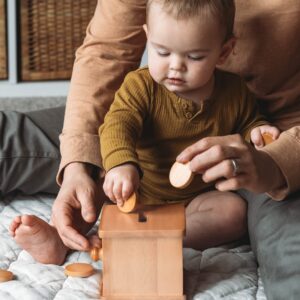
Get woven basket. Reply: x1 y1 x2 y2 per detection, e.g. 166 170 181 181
0 0 7 80
19 0 97 81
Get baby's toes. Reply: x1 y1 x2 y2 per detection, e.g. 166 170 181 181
9 216 22 236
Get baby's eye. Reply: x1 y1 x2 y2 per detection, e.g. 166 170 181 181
188 55 205 61
157 49 170 56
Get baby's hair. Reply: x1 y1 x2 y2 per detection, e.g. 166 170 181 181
147 0 235 41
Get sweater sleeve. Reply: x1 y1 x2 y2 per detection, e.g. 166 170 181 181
262 126 300 200
99 70 151 172
57 0 147 185
235 80 300 200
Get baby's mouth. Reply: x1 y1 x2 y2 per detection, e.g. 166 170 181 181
167 77 185 85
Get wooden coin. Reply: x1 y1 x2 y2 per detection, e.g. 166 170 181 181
262 133 274 145
118 192 138 213
64 263 94 278
0 269 13 282
169 161 194 189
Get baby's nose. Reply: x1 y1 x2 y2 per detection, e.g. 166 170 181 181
169 56 186 71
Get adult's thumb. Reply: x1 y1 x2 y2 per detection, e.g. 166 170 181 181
78 187 97 223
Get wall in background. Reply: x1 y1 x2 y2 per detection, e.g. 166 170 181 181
0 0 148 98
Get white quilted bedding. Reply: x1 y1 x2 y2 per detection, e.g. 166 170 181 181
0 193 267 300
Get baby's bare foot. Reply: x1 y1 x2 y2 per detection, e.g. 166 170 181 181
9 215 68 265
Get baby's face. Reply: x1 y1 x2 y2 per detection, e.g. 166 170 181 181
145 2 231 98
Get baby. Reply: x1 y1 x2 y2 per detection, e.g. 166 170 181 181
100 0 279 249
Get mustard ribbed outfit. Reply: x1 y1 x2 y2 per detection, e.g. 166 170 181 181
99 67 266 204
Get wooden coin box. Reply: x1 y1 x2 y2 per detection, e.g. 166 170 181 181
98 203 186 299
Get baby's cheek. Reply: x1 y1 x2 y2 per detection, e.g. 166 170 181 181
148 64 164 84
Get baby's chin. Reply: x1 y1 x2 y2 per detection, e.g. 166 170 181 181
163 82 189 94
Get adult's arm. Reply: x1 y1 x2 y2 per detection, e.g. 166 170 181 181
57 0 147 184
207 0 300 200
52 0 147 250
262 127 300 199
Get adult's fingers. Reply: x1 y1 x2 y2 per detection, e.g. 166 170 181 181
202 158 244 183
59 224 89 251
189 144 239 174
214 175 248 192
177 134 244 163
51 195 89 251
212 148 282 194
76 185 97 223
88 234 102 249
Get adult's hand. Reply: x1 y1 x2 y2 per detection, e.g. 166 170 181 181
177 134 286 194
51 162 102 251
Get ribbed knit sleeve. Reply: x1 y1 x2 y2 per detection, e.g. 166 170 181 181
99 69 151 172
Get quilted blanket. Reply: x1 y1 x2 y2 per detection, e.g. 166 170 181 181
0 193 267 299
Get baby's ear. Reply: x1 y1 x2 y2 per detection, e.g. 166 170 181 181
217 37 236 65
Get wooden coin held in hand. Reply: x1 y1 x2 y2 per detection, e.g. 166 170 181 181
169 161 194 189
0 269 13 282
262 133 274 145
64 263 94 278
118 192 138 213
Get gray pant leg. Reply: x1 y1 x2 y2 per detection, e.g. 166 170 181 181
239 189 300 300
0 106 65 195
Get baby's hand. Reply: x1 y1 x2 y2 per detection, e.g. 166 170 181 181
250 125 280 149
103 164 140 207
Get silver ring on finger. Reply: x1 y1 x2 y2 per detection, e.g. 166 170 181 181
231 159 239 177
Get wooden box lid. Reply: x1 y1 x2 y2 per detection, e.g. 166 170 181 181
99 203 185 238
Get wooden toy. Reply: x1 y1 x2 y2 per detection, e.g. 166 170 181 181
0 269 13 282
64 263 94 278
118 192 138 213
262 132 274 145
91 203 186 299
90 246 103 262
169 161 194 189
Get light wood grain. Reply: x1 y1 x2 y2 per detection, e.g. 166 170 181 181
101 296 185 299
99 203 186 238
99 203 186 299
101 296 185 300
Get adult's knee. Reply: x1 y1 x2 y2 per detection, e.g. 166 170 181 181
244 190 300 300
0 110 61 195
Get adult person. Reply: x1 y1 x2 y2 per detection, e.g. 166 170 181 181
52 1 300 299
2 1 300 299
